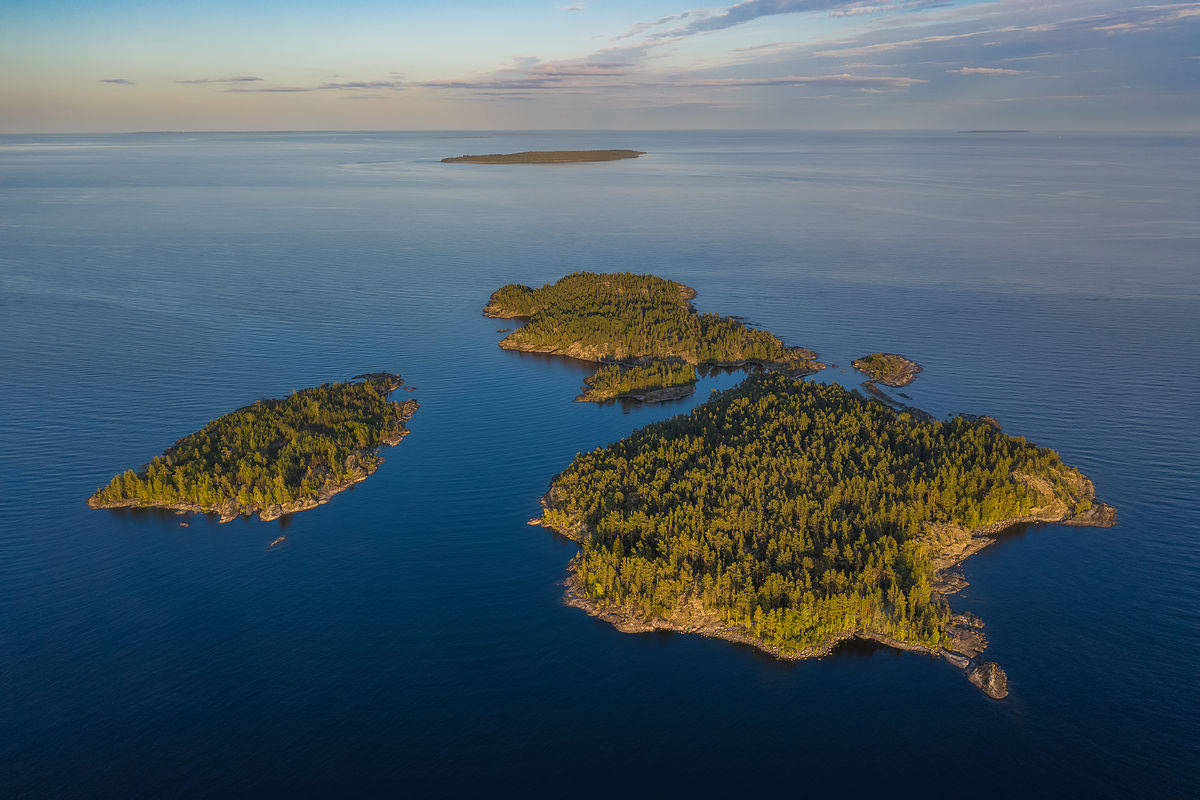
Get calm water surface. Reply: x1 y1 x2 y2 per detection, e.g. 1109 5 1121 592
1 131 1198 797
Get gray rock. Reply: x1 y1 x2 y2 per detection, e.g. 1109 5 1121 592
968 661 1009 699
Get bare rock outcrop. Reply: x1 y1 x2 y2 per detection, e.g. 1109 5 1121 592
968 661 1009 699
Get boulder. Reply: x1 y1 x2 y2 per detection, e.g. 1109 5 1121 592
968 661 1009 699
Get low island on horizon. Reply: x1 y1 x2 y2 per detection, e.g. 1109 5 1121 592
442 149 644 164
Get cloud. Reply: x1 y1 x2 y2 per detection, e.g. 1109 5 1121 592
662 0 945 38
829 1 951 18
614 10 708 41
316 81 404 90
815 27 1017 59
418 69 922 93
227 86 312 93
1091 4 1200 33
227 80 404 93
676 1 854 36
948 66 1030 75
176 76 262 84
100 78 133 85
679 72 927 88
560 2 586 10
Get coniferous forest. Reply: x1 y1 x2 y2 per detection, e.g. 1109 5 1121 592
485 272 821 401
542 372 1096 654
577 359 698 401
88 375 418 519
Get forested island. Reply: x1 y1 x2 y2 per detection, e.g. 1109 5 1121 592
87 374 418 523
577 358 698 404
536 372 1115 698
442 150 644 164
484 272 822 402
853 352 922 387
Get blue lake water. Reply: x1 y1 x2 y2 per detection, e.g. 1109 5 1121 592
1 131 1198 797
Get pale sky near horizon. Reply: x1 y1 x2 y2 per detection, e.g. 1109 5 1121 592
1 0 1198 132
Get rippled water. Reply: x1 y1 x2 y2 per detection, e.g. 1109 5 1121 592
1 131 1198 797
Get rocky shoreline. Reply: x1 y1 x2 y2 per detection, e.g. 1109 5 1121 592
87 373 417 525
538 482 1116 700
485 281 823 403
853 352 922 387
87 427 413 523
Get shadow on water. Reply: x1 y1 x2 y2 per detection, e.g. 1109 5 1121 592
502 348 596 376
828 637 904 661
110 506 212 526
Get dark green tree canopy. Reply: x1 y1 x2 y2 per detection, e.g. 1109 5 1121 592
544 372 1094 653
486 272 821 401
88 374 418 519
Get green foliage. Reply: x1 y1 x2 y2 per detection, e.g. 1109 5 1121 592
487 272 818 369
579 360 697 401
90 377 418 515
548 372 1087 654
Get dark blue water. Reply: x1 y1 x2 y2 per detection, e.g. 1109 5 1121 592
2 131 1198 797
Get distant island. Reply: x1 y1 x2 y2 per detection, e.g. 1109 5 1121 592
536 372 1115 698
853 352 922 387
442 150 644 164
484 272 822 402
87 373 418 523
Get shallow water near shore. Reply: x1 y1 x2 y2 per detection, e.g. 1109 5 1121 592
2 131 1198 797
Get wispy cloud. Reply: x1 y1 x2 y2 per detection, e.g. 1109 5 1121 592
100 78 133 85
560 2 587 11
948 66 1030 75
227 86 312 93
613 10 709 41
317 80 405 90
815 27 1015 59
1091 3 1200 33
176 76 262 84
228 80 404 93
418 69 922 94
829 1 951 18
679 73 927 88
658 0 945 39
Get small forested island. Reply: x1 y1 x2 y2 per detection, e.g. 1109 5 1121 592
536 372 1115 698
485 272 822 402
87 373 418 523
853 352 922 387
442 150 644 164
577 358 698 404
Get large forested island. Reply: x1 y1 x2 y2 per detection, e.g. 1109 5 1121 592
442 150 643 164
536 372 1115 697
485 272 822 402
87 374 418 523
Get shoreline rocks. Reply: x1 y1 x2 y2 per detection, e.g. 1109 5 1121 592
968 661 1009 699
852 353 922 387
539 472 1115 700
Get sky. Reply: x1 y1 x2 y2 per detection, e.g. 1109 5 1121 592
1 0 1198 132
